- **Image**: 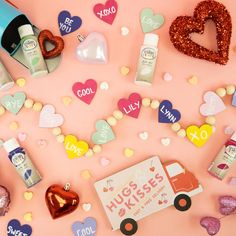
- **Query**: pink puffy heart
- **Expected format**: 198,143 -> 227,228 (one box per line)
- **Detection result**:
118,93 -> 141,119
93,0 -> 118,25
18,132 -> 27,141
219,196 -> 236,215
72,79 -> 97,105
200,217 -> 221,236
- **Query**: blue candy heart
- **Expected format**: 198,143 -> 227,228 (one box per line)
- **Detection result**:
158,100 -> 181,123
7,219 -> 32,236
58,10 -> 82,36
72,217 -> 96,236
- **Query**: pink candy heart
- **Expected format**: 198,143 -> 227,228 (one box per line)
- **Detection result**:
219,196 -> 236,215
118,93 -> 141,119
72,79 -> 97,105
99,157 -> 111,167
93,0 -> 118,25
200,217 -> 221,236
18,132 -> 27,142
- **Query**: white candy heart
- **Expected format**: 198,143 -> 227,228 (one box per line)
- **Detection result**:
100,157 -> 111,167
161,138 -> 171,146
163,72 -> 173,82
18,132 -> 27,141
121,26 -> 130,36
100,82 -> 109,90
224,126 -> 234,135
82,203 -> 92,212
200,91 -> 226,116
138,131 -> 149,140
39,104 -> 64,128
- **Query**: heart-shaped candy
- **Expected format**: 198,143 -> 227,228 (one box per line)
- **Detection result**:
118,93 -> 142,119
186,124 -> 213,147
39,104 -> 64,128
58,10 -> 82,36
7,219 -> 32,236
169,0 -> 232,65
200,217 -> 221,236
76,32 -> 108,64
200,91 -> 226,116
64,135 -> 89,159
93,0 -> 118,25
72,217 -> 97,236
72,79 -> 97,105
158,100 -> 181,123
82,203 -> 92,212
92,120 -> 115,145
38,30 -> 64,59
45,184 -> 79,219
219,196 -> 236,215
1,92 -> 26,115
18,132 -> 27,142
140,8 -> 165,33
100,157 -> 111,167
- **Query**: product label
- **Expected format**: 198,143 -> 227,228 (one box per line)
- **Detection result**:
12,153 -> 26,166
22,39 -> 37,51
225,145 -> 236,157
141,47 -> 156,60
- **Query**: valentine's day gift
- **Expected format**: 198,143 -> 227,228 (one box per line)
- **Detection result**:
0,185 -> 10,216
208,132 -> 236,180
95,156 -> 203,235
3,138 -> 42,188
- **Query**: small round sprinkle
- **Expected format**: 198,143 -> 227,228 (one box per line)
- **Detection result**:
52,127 -> 61,136
142,98 -> 151,107
56,134 -> 65,143
100,81 -> 109,90
113,110 -> 123,120
121,26 -> 130,36
150,100 -> 160,109
188,76 -> 198,85
24,191 -> 33,201
85,149 -> 94,157
24,99 -> 34,109
23,212 -> 32,222
107,116 -> 117,126
9,121 -> 19,130
177,129 -> 186,138
120,66 -> 130,76
216,88 -> 226,98
80,170 -> 92,180
205,116 -> 216,125
16,78 -> 26,87
226,85 -> 235,95
93,145 -> 102,153
123,148 -> 134,158
171,122 -> 181,132
0,106 -> 5,115
33,102 -> 43,111
62,96 -> 72,106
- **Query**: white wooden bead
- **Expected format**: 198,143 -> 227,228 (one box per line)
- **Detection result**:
56,134 -> 65,143
33,102 -> 43,111
93,145 -> 102,153
0,106 -> 5,116
205,116 -> 216,125
85,149 -> 94,157
150,100 -> 160,109
52,127 -> 61,136
24,99 -> 34,109
177,129 -> 186,138
113,110 -> 123,120
216,88 -> 226,98
142,98 -> 151,107
226,85 -> 236,95
171,122 -> 181,132
107,116 -> 117,126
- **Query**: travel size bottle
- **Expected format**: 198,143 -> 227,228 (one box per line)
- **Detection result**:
135,33 -> 159,86
18,24 -> 48,77
0,59 -> 14,91
3,138 -> 42,188
208,132 -> 236,180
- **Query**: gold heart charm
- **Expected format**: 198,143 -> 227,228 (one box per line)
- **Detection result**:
186,124 -> 213,148
64,135 -> 89,159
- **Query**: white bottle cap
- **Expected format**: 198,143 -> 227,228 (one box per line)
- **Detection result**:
143,33 -> 159,47
3,138 -> 20,153
18,24 -> 34,39
231,132 -> 236,142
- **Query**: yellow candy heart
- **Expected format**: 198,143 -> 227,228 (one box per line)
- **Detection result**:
16,78 -> 26,87
123,148 -> 134,157
186,124 -> 213,148
80,170 -> 92,180
120,66 -> 130,76
62,96 -> 72,106
23,212 -> 32,222
188,76 -> 198,85
64,135 -> 89,159
24,191 -> 33,201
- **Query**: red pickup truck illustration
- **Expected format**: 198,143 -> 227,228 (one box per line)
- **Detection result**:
94,156 -> 203,235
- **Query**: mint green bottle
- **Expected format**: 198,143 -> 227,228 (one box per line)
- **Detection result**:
18,24 -> 48,77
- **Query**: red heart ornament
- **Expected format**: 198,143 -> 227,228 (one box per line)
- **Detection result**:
169,0 -> 232,65
72,79 -> 97,105
38,30 -> 65,59
93,0 -> 118,25
45,184 -> 79,219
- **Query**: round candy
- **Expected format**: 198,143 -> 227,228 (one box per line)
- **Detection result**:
177,129 -> 186,138
113,110 -> 123,120
52,127 -> 61,136
205,116 -> 216,125
216,88 -> 226,98
142,98 -> 151,107
0,106 -> 5,116
0,185 -> 10,216
33,102 -> 43,111
150,100 -> 160,109
93,145 -> 102,153
226,85 -> 235,95
171,122 -> 181,132
107,116 -> 117,126
24,99 -> 34,109
56,134 -> 65,143
85,149 -> 94,157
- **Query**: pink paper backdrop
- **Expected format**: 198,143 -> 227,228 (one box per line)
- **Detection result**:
0,0 -> 236,235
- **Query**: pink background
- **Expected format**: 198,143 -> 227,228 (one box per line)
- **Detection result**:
0,0 -> 236,235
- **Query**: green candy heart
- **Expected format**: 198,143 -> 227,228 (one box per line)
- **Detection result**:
140,8 -> 165,33
1,92 -> 26,115
92,120 -> 115,145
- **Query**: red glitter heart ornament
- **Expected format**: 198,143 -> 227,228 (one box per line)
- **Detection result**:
169,0 -> 232,65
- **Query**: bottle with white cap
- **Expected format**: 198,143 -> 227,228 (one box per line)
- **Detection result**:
3,138 -> 42,188
18,24 -> 48,77
208,132 -> 236,180
135,33 -> 159,86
